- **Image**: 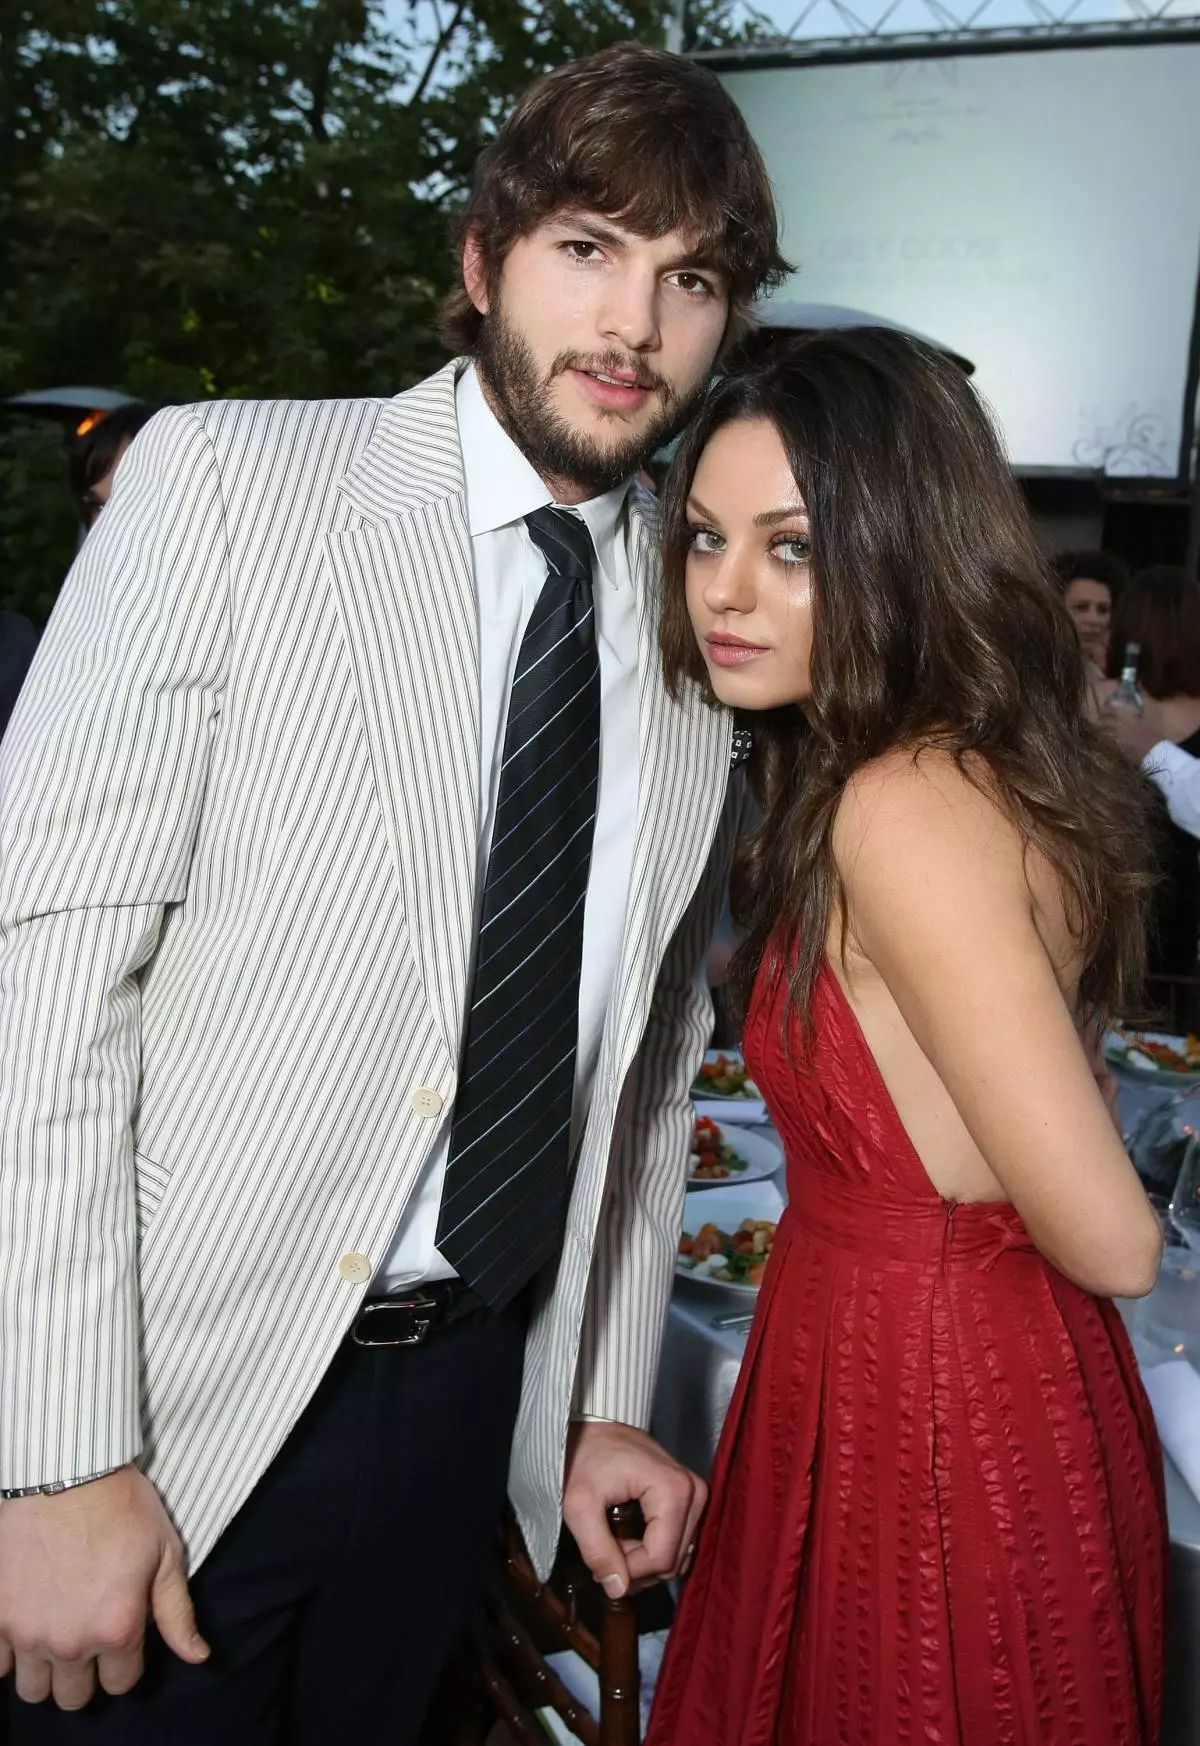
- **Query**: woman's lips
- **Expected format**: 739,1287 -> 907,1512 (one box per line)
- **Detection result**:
705,635 -> 769,667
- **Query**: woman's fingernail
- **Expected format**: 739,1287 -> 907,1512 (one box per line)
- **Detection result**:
601,1573 -> 626,1597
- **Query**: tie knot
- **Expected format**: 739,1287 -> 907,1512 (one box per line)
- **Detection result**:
524,506 -> 595,583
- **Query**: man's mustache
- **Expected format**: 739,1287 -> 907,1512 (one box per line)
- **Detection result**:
551,350 -> 672,399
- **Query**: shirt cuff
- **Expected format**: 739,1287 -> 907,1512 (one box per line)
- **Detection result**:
1143,740 -> 1188,788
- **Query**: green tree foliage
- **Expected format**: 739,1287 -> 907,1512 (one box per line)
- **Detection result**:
0,0 -> 753,620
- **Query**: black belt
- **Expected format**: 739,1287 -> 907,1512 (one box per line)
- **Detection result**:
349,1279 -> 488,1348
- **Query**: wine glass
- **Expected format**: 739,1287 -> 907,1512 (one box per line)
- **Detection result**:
1169,1134 -> 1200,1251
1128,1086 -> 1200,1217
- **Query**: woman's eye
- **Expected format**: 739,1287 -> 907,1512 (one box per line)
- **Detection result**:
772,535 -> 812,565
687,525 -> 724,554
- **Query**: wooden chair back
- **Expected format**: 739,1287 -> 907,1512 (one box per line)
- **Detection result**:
438,1501 -> 646,1746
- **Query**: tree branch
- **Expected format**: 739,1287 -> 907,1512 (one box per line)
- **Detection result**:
306,42 -> 334,142
407,0 -> 470,108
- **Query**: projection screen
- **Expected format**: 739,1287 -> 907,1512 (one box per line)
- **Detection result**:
718,40 -> 1200,480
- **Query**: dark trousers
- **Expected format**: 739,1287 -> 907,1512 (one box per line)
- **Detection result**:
6,1294 -> 530,1745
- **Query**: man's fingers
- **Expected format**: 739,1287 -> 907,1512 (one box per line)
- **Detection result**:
623,1468 -> 700,1582
676,1476 -> 708,1574
13,1651 -> 53,1705
149,1552 -> 209,1665
50,1656 -> 97,1712
97,1642 -> 146,1697
570,1506 -> 633,1599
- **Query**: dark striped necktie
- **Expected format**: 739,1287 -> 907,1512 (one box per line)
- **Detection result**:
435,506 -> 601,1309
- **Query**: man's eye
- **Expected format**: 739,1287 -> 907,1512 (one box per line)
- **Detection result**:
564,241 -> 602,262
672,272 -> 715,299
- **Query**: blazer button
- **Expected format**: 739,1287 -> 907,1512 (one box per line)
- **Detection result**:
338,1252 -> 373,1284
410,1085 -> 444,1119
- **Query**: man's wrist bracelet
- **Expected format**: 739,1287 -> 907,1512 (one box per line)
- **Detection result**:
0,1468 -> 119,1499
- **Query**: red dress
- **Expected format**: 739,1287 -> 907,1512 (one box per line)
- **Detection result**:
648,958 -> 1166,1746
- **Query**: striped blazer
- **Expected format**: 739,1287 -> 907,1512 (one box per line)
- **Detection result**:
0,361 -> 738,1578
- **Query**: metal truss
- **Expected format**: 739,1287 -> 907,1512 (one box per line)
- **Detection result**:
687,0 -> 1200,61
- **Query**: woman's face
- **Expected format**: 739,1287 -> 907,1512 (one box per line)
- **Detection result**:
1063,577 -> 1112,665
684,416 -> 814,712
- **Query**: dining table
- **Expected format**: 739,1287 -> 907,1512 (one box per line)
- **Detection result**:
651,1082 -> 1200,1746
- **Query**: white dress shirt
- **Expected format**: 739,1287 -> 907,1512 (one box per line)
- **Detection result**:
372,363 -> 641,1291
1145,741 -> 1200,842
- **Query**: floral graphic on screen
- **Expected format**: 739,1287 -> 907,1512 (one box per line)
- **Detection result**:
1072,405 -> 1174,477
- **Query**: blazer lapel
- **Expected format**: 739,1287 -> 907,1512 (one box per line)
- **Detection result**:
599,498 -> 732,1093
326,363 -> 480,1065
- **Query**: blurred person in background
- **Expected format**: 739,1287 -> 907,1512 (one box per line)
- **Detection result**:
68,402 -> 155,531
1108,691 -> 1200,839
1053,547 -> 1128,680
0,612 -> 39,740
1096,565 -> 1200,987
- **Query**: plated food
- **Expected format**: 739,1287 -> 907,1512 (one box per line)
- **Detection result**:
678,1217 -> 777,1287
1104,1028 -> 1200,1079
688,1116 -> 782,1186
675,1181 -> 786,1294
690,1115 -> 746,1180
692,1050 -> 761,1100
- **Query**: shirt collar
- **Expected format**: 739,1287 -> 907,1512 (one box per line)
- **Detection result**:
456,361 -> 632,574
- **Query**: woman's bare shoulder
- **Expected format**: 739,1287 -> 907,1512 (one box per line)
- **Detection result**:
834,745 -> 1023,875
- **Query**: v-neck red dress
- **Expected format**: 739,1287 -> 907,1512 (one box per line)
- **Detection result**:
647,957 -> 1166,1746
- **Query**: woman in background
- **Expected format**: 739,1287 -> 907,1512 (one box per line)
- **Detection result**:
1054,547 -> 1127,680
647,331 -> 1165,1746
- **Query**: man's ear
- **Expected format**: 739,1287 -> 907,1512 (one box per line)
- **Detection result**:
462,231 -> 490,316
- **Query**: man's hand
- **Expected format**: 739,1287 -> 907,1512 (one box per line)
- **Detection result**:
562,1420 -> 706,1600
0,1464 -> 209,1711
1097,693 -> 1170,765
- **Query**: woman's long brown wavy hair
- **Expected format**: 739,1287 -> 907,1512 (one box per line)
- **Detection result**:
659,329 -> 1153,1031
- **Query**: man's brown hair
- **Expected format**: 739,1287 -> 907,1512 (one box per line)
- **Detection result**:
439,42 -> 789,353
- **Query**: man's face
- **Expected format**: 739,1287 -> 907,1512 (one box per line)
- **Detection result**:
465,213 -> 731,501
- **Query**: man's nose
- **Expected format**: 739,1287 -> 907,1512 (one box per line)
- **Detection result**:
598,267 -> 661,354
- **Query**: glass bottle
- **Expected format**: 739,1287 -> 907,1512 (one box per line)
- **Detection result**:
1105,642 -> 1143,716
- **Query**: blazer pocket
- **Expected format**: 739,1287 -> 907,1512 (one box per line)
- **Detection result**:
133,1148 -> 172,1240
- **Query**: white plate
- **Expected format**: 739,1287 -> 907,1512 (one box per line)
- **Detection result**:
692,1049 -> 768,1124
1104,1028 -> 1200,1090
675,1180 -> 785,1295
688,1122 -> 781,1188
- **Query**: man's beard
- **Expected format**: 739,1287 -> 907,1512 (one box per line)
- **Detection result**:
474,303 -> 703,496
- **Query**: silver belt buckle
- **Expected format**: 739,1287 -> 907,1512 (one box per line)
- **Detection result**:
351,1292 -> 441,1347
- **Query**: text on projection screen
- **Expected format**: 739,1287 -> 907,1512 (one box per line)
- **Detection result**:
721,43 -> 1200,477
